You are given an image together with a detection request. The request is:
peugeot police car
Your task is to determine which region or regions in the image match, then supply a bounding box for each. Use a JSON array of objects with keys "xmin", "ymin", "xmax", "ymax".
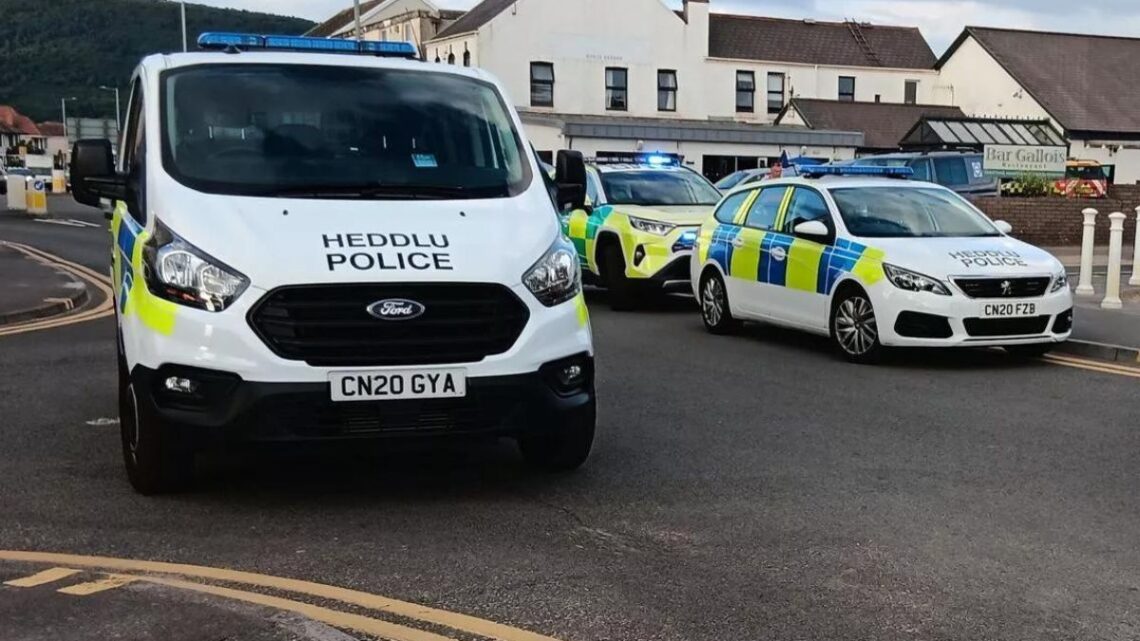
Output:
[
  {"xmin": 556, "ymin": 153, "xmax": 721, "ymax": 310},
  {"xmin": 691, "ymin": 165, "xmax": 1073, "ymax": 363},
  {"xmin": 68, "ymin": 33, "xmax": 595, "ymax": 494}
]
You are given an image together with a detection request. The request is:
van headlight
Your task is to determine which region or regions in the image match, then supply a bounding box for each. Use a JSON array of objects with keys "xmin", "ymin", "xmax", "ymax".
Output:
[
  {"xmin": 1050, "ymin": 271, "xmax": 1069, "ymax": 293},
  {"xmin": 523, "ymin": 236, "xmax": 581, "ymax": 307},
  {"xmin": 883, "ymin": 263, "xmax": 950, "ymax": 296},
  {"xmin": 629, "ymin": 216, "xmax": 675, "ymax": 236},
  {"xmin": 143, "ymin": 221, "xmax": 249, "ymax": 312}
]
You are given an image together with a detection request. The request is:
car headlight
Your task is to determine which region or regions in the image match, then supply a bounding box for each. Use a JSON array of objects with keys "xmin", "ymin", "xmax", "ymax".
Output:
[
  {"xmin": 1050, "ymin": 271, "xmax": 1069, "ymax": 293},
  {"xmin": 523, "ymin": 236, "xmax": 581, "ymax": 307},
  {"xmin": 629, "ymin": 216, "xmax": 676, "ymax": 236},
  {"xmin": 883, "ymin": 263, "xmax": 951, "ymax": 296},
  {"xmin": 143, "ymin": 221, "xmax": 249, "ymax": 312}
]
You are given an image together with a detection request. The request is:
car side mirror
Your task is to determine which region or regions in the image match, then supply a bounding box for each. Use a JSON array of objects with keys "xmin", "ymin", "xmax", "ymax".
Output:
[
  {"xmin": 70, "ymin": 139, "xmax": 126, "ymax": 208},
  {"xmin": 555, "ymin": 149, "xmax": 588, "ymax": 212},
  {"xmin": 793, "ymin": 220, "xmax": 830, "ymax": 238},
  {"xmin": 994, "ymin": 220, "xmax": 1013, "ymax": 235}
]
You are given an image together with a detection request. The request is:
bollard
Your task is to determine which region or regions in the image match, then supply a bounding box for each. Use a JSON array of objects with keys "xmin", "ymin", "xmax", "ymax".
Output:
[
  {"xmin": 1075, "ymin": 208, "xmax": 1098, "ymax": 296},
  {"xmin": 1130, "ymin": 206, "xmax": 1140, "ymax": 287},
  {"xmin": 25, "ymin": 178, "xmax": 48, "ymax": 215},
  {"xmin": 1102, "ymin": 212, "xmax": 1126, "ymax": 309}
]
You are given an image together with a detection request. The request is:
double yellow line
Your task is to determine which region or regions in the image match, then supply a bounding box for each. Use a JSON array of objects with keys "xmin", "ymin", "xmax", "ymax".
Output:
[
  {"xmin": 0, "ymin": 550, "xmax": 564, "ymax": 641},
  {"xmin": 0, "ymin": 241, "xmax": 114, "ymax": 338},
  {"xmin": 1043, "ymin": 353, "xmax": 1140, "ymax": 379}
]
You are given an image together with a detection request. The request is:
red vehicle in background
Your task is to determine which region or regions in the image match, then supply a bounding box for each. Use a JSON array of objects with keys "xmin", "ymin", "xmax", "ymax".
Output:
[{"xmin": 1054, "ymin": 160, "xmax": 1110, "ymax": 198}]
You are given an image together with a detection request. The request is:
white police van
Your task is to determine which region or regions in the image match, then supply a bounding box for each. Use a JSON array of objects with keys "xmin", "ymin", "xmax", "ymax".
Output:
[
  {"xmin": 692, "ymin": 165, "xmax": 1073, "ymax": 363},
  {"xmin": 69, "ymin": 33, "xmax": 595, "ymax": 493}
]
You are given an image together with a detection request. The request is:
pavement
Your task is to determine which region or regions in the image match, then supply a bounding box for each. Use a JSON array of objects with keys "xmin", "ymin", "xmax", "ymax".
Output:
[
  {"xmin": 1, "ymin": 197, "xmax": 1139, "ymax": 641},
  {"xmin": 0, "ymin": 242, "xmax": 88, "ymax": 325},
  {"xmin": 1046, "ymin": 245, "xmax": 1140, "ymax": 358}
]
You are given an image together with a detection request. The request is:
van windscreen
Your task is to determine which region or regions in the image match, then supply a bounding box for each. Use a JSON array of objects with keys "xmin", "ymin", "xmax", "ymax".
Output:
[{"xmin": 160, "ymin": 64, "xmax": 532, "ymax": 200}]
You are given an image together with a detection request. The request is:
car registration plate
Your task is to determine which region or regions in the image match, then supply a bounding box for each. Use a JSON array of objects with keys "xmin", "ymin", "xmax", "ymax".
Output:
[
  {"xmin": 983, "ymin": 302, "xmax": 1037, "ymax": 318},
  {"xmin": 330, "ymin": 369, "xmax": 466, "ymax": 402}
]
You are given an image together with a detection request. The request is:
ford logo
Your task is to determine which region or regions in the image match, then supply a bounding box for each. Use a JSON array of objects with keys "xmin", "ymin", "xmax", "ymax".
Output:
[{"xmin": 366, "ymin": 298, "xmax": 425, "ymax": 321}]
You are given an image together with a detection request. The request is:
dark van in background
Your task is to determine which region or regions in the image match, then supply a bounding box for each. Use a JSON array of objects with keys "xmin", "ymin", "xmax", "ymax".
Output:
[{"xmin": 847, "ymin": 152, "xmax": 1000, "ymax": 197}]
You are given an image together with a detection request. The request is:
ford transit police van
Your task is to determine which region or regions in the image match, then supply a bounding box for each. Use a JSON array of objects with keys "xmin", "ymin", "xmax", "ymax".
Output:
[{"xmin": 70, "ymin": 34, "xmax": 595, "ymax": 494}]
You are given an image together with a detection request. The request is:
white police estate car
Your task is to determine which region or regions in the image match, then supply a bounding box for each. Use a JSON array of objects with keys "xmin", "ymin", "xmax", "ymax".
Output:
[
  {"xmin": 691, "ymin": 166, "xmax": 1073, "ymax": 363},
  {"xmin": 68, "ymin": 33, "xmax": 595, "ymax": 493}
]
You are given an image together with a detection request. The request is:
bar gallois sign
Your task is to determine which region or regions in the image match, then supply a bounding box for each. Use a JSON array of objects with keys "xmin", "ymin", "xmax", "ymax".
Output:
[{"xmin": 983, "ymin": 144, "xmax": 1067, "ymax": 177}]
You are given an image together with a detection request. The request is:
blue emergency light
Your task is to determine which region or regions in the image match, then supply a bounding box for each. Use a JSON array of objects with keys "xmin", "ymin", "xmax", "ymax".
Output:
[
  {"xmin": 197, "ymin": 32, "xmax": 419, "ymax": 59},
  {"xmin": 800, "ymin": 165, "xmax": 914, "ymax": 179}
]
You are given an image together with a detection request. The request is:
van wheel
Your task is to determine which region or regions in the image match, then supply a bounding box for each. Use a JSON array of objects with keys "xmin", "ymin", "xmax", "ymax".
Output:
[
  {"xmin": 518, "ymin": 404, "xmax": 596, "ymax": 472},
  {"xmin": 1005, "ymin": 343, "xmax": 1054, "ymax": 359},
  {"xmin": 600, "ymin": 242, "xmax": 641, "ymax": 311},
  {"xmin": 700, "ymin": 271, "xmax": 741, "ymax": 335},
  {"xmin": 831, "ymin": 286, "xmax": 883, "ymax": 364},
  {"xmin": 120, "ymin": 373, "xmax": 193, "ymax": 495}
]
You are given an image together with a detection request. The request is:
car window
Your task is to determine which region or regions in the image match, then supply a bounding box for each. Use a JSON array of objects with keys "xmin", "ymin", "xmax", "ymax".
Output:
[
  {"xmin": 909, "ymin": 159, "xmax": 932, "ymax": 182},
  {"xmin": 715, "ymin": 171, "xmax": 747, "ymax": 190},
  {"xmin": 782, "ymin": 187, "xmax": 830, "ymax": 234},
  {"xmin": 585, "ymin": 168, "xmax": 602, "ymax": 205},
  {"xmin": 743, "ymin": 186, "xmax": 786, "ymax": 230},
  {"xmin": 933, "ymin": 157, "xmax": 969, "ymax": 186},
  {"xmin": 713, "ymin": 190, "xmax": 751, "ymax": 224},
  {"xmin": 966, "ymin": 156, "xmax": 987, "ymax": 183},
  {"xmin": 599, "ymin": 169, "xmax": 721, "ymax": 206},
  {"xmin": 831, "ymin": 187, "xmax": 1000, "ymax": 238}
]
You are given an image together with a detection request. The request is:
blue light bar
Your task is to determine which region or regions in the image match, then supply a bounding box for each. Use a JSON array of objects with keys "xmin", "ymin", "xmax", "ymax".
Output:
[
  {"xmin": 801, "ymin": 165, "xmax": 914, "ymax": 178},
  {"xmin": 197, "ymin": 32, "xmax": 418, "ymax": 59}
]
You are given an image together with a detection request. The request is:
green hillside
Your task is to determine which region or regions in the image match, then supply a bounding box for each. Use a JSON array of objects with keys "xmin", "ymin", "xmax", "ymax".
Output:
[{"xmin": 0, "ymin": 0, "xmax": 314, "ymax": 122}]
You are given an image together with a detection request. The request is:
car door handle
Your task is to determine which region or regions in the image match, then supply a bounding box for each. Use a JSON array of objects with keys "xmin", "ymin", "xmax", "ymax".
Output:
[{"xmin": 731, "ymin": 238, "xmax": 745, "ymax": 248}]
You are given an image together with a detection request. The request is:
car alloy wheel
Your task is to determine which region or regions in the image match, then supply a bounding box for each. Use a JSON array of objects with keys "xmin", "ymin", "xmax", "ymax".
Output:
[
  {"xmin": 702, "ymin": 277, "xmax": 725, "ymax": 326},
  {"xmin": 835, "ymin": 295, "xmax": 878, "ymax": 356}
]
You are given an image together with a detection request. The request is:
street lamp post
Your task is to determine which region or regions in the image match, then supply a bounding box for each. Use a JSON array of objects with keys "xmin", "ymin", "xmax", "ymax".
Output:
[
  {"xmin": 98, "ymin": 86, "xmax": 122, "ymax": 134},
  {"xmin": 60, "ymin": 96, "xmax": 78, "ymax": 142},
  {"xmin": 353, "ymin": 0, "xmax": 362, "ymax": 40},
  {"xmin": 181, "ymin": 1, "xmax": 188, "ymax": 52}
]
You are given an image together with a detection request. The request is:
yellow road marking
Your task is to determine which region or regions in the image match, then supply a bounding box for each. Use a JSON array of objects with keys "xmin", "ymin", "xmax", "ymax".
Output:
[
  {"xmin": 0, "ymin": 551, "xmax": 564, "ymax": 641},
  {"xmin": 57, "ymin": 575, "xmax": 135, "ymax": 596},
  {"xmin": 0, "ymin": 242, "xmax": 114, "ymax": 338},
  {"xmin": 139, "ymin": 574, "xmax": 457, "ymax": 641},
  {"xmin": 1043, "ymin": 354, "xmax": 1140, "ymax": 379},
  {"xmin": 4, "ymin": 567, "xmax": 81, "ymax": 587}
]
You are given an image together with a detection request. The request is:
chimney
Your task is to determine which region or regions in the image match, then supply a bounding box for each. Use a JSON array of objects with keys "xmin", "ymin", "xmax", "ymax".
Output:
[{"xmin": 683, "ymin": 0, "xmax": 710, "ymax": 58}]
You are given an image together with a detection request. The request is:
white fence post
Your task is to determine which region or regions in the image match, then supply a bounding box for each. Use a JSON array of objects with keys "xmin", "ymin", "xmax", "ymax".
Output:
[
  {"xmin": 1102, "ymin": 212, "xmax": 1126, "ymax": 309},
  {"xmin": 1076, "ymin": 208, "xmax": 1098, "ymax": 296},
  {"xmin": 1130, "ymin": 206, "xmax": 1140, "ymax": 287}
]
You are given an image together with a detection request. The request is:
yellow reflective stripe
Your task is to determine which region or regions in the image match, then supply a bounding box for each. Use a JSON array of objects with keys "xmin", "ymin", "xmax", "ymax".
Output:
[
  {"xmin": 774, "ymin": 187, "xmax": 795, "ymax": 230},
  {"xmin": 786, "ymin": 239, "xmax": 825, "ymax": 292},
  {"xmin": 567, "ymin": 211, "xmax": 588, "ymax": 239},
  {"xmin": 730, "ymin": 228, "xmax": 765, "ymax": 280},
  {"xmin": 733, "ymin": 190, "xmax": 760, "ymax": 225},
  {"xmin": 697, "ymin": 224, "xmax": 714, "ymax": 264},
  {"xmin": 129, "ymin": 228, "xmax": 179, "ymax": 336},
  {"xmin": 852, "ymin": 247, "xmax": 887, "ymax": 285},
  {"xmin": 574, "ymin": 293, "xmax": 589, "ymax": 327}
]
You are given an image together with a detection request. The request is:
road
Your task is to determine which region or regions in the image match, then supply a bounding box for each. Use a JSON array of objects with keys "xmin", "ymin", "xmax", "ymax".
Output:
[{"xmin": 1, "ymin": 198, "xmax": 1139, "ymax": 641}]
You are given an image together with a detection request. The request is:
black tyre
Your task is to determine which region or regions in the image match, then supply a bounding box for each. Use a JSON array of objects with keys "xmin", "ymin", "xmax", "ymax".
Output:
[
  {"xmin": 119, "ymin": 366, "xmax": 194, "ymax": 495},
  {"xmin": 830, "ymin": 286, "xmax": 883, "ymax": 364},
  {"xmin": 600, "ymin": 242, "xmax": 641, "ymax": 311},
  {"xmin": 1005, "ymin": 343, "xmax": 1054, "ymax": 359},
  {"xmin": 518, "ymin": 404, "xmax": 596, "ymax": 472},
  {"xmin": 699, "ymin": 271, "xmax": 741, "ymax": 335}
]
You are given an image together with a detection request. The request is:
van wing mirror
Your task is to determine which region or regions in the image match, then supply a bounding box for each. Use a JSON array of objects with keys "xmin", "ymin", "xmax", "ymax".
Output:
[
  {"xmin": 70, "ymin": 139, "xmax": 126, "ymax": 208},
  {"xmin": 793, "ymin": 220, "xmax": 830, "ymax": 238},
  {"xmin": 555, "ymin": 150, "xmax": 588, "ymax": 211}
]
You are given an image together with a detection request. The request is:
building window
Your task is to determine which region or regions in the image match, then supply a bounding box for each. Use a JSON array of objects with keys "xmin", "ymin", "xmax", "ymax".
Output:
[
  {"xmin": 766, "ymin": 72, "xmax": 784, "ymax": 114},
  {"xmin": 905, "ymin": 80, "xmax": 918, "ymax": 105},
  {"xmin": 736, "ymin": 71, "xmax": 755, "ymax": 113},
  {"xmin": 658, "ymin": 70, "xmax": 677, "ymax": 112},
  {"xmin": 530, "ymin": 62, "xmax": 554, "ymax": 107},
  {"xmin": 463, "ymin": 50, "xmax": 471, "ymax": 67},
  {"xmin": 447, "ymin": 52, "xmax": 455, "ymax": 65},
  {"xmin": 606, "ymin": 67, "xmax": 628, "ymax": 111},
  {"xmin": 838, "ymin": 76, "xmax": 855, "ymax": 102}
]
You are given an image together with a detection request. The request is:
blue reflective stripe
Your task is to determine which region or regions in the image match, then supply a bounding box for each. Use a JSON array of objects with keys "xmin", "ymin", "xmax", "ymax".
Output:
[
  {"xmin": 709, "ymin": 224, "xmax": 741, "ymax": 273},
  {"xmin": 763, "ymin": 234, "xmax": 793, "ymax": 286}
]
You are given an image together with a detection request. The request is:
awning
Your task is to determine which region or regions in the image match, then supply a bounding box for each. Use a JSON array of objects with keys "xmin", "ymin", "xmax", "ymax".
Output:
[{"xmin": 900, "ymin": 117, "xmax": 1066, "ymax": 148}]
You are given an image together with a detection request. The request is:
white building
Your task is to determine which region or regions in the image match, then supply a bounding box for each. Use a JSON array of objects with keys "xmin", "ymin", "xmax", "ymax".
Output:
[
  {"xmin": 413, "ymin": 0, "xmax": 947, "ymax": 179},
  {"xmin": 307, "ymin": 0, "xmax": 464, "ymax": 57},
  {"xmin": 937, "ymin": 26, "xmax": 1140, "ymax": 184}
]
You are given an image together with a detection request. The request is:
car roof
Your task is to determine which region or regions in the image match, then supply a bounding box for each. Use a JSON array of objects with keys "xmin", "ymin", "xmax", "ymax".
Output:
[
  {"xmin": 860, "ymin": 151, "xmax": 980, "ymax": 160},
  {"xmin": 144, "ymin": 50, "xmax": 494, "ymax": 83},
  {"xmin": 721, "ymin": 175, "xmax": 954, "ymax": 198}
]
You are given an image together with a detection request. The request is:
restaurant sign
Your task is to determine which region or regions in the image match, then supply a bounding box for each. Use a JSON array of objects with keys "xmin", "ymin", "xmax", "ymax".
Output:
[{"xmin": 983, "ymin": 144, "xmax": 1067, "ymax": 177}]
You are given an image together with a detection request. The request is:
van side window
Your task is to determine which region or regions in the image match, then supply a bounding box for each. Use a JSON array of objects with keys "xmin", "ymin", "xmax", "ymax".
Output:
[
  {"xmin": 909, "ymin": 159, "xmax": 932, "ymax": 182},
  {"xmin": 933, "ymin": 157, "xmax": 969, "ymax": 186},
  {"xmin": 121, "ymin": 77, "xmax": 147, "ymax": 224},
  {"xmin": 713, "ymin": 191, "xmax": 751, "ymax": 224}
]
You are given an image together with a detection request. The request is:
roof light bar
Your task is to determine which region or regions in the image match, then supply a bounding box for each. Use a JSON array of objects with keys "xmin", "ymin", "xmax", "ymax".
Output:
[
  {"xmin": 801, "ymin": 165, "xmax": 914, "ymax": 179},
  {"xmin": 197, "ymin": 33, "xmax": 419, "ymax": 59},
  {"xmin": 591, "ymin": 152, "xmax": 683, "ymax": 167}
]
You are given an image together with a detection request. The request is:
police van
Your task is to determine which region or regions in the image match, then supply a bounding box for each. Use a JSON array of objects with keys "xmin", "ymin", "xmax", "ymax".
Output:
[
  {"xmin": 69, "ymin": 33, "xmax": 595, "ymax": 493},
  {"xmin": 554, "ymin": 152, "xmax": 721, "ymax": 309},
  {"xmin": 692, "ymin": 165, "xmax": 1073, "ymax": 363}
]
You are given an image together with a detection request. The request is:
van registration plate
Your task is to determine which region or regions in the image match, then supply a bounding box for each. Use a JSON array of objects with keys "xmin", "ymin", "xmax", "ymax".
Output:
[{"xmin": 330, "ymin": 369, "xmax": 466, "ymax": 402}]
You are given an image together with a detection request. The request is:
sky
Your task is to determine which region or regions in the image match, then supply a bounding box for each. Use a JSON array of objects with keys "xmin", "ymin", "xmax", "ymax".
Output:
[{"xmin": 192, "ymin": 0, "xmax": 1140, "ymax": 54}]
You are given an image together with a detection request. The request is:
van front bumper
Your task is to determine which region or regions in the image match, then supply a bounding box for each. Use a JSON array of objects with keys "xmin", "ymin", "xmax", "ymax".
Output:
[{"xmin": 131, "ymin": 354, "xmax": 595, "ymax": 444}]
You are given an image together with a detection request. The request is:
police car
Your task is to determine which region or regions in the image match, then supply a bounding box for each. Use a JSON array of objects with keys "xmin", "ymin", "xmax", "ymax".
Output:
[
  {"xmin": 691, "ymin": 165, "xmax": 1073, "ymax": 363},
  {"xmin": 555, "ymin": 153, "xmax": 721, "ymax": 310},
  {"xmin": 68, "ymin": 33, "xmax": 596, "ymax": 493}
]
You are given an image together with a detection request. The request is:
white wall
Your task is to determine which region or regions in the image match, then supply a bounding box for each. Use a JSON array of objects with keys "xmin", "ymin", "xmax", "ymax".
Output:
[
  {"xmin": 1070, "ymin": 140, "xmax": 1140, "ymax": 184},
  {"xmin": 937, "ymin": 36, "xmax": 1054, "ymax": 124}
]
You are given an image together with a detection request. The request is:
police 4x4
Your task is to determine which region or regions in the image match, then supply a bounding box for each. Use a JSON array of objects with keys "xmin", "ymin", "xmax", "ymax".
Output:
[
  {"xmin": 692, "ymin": 165, "xmax": 1073, "ymax": 363},
  {"xmin": 555, "ymin": 152, "xmax": 721, "ymax": 310},
  {"xmin": 68, "ymin": 33, "xmax": 595, "ymax": 493}
]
